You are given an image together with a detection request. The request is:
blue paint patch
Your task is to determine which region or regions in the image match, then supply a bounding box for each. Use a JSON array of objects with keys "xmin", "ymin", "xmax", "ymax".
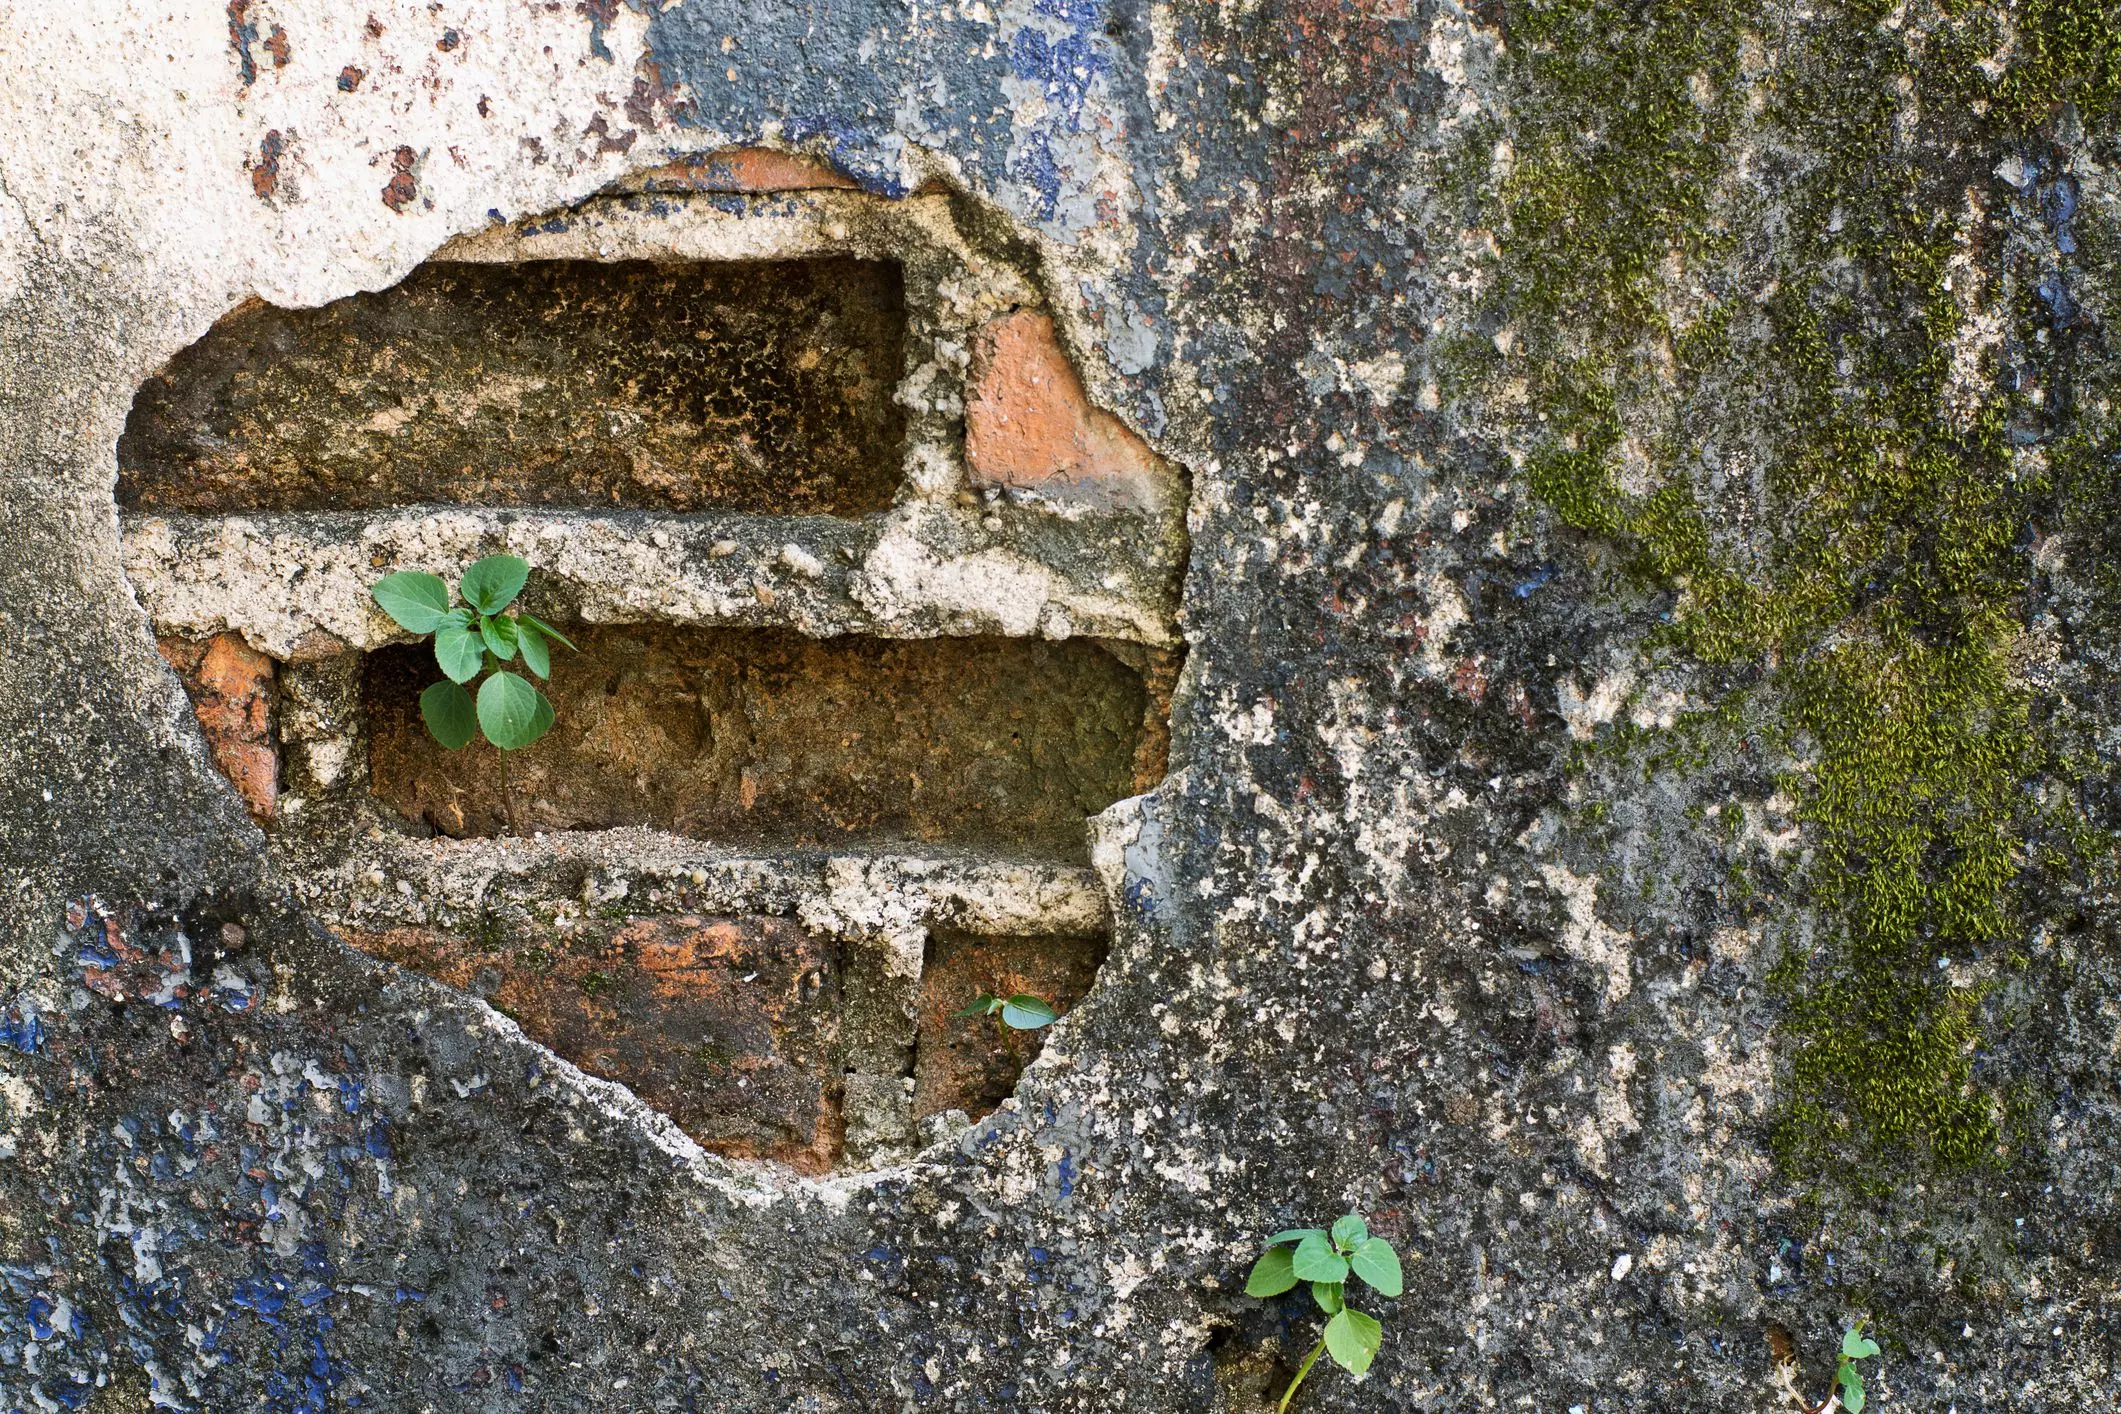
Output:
[
  {"xmin": 0, "ymin": 999, "xmax": 41, "ymax": 1054},
  {"xmin": 1513, "ymin": 566, "xmax": 1554, "ymax": 598}
]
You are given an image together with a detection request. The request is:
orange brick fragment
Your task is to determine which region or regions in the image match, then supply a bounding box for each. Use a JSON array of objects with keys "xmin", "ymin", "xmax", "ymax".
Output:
[
  {"xmin": 963, "ymin": 311, "xmax": 1169, "ymax": 512},
  {"xmin": 158, "ymin": 633, "xmax": 278, "ymax": 824},
  {"xmin": 631, "ymin": 146, "xmax": 859, "ymax": 194}
]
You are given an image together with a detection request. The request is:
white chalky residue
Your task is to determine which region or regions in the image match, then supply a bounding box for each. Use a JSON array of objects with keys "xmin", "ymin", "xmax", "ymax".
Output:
[{"xmin": 1540, "ymin": 863, "xmax": 1634, "ymax": 1005}]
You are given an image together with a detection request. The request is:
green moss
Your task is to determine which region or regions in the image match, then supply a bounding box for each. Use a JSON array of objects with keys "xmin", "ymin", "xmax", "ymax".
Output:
[{"xmin": 1483, "ymin": 0, "xmax": 2111, "ymax": 1173}]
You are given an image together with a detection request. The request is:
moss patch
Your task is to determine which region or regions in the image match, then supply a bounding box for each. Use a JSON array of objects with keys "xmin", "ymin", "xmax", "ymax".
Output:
[{"xmin": 1478, "ymin": 0, "xmax": 2116, "ymax": 1172}]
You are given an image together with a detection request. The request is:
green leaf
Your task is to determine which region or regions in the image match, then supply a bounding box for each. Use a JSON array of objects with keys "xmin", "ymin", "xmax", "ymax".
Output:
[
  {"xmin": 1000, "ymin": 995, "xmax": 1059, "ymax": 1029},
  {"xmin": 956, "ymin": 994, "xmax": 1004, "ymax": 1019},
  {"xmin": 1322, "ymin": 1308, "xmax": 1381, "ymax": 1377},
  {"xmin": 1264, "ymin": 1229, "xmax": 1326, "ymax": 1248},
  {"xmin": 1331, "ymin": 1214, "xmax": 1369, "ymax": 1251},
  {"xmin": 459, "ymin": 554, "xmax": 530, "ymax": 614},
  {"xmin": 434, "ymin": 625, "xmax": 483, "ymax": 684},
  {"xmin": 1309, "ymin": 1281, "xmax": 1343, "ymax": 1314},
  {"xmin": 477, "ymin": 671, "xmax": 553, "ymax": 750},
  {"xmin": 522, "ymin": 613, "xmax": 579, "ymax": 652},
  {"xmin": 1842, "ymin": 1328, "xmax": 1879, "ymax": 1360},
  {"xmin": 418, "ymin": 681, "xmax": 476, "ymax": 750},
  {"xmin": 371, "ymin": 571, "xmax": 452, "ymax": 633},
  {"xmin": 527, "ymin": 686, "xmax": 555, "ymax": 742},
  {"xmin": 1838, "ymin": 1366, "xmax": 1865, "ymax": 1414},
  {"xmin": 1291, "ymin": 1233, "xmax": 1349, "ymax": 1284},
  {"xmin": 1243, "ymin": 1246, "xmax": 1298, "ymax": 1298},
  {"xmin": 517, "ymin": 620, "xmax": 551, "ymax": 678},
  {"xmin": 1349, "ymin": 1238, "xmax": 1403, "ymax": 1297},
  {"xmin": 440, "ymin": 606, "xmax": 475, "ymax": 629},
  {"xmin": 480, "ymin": 613, "xmax": 519, "ymax": 661}
]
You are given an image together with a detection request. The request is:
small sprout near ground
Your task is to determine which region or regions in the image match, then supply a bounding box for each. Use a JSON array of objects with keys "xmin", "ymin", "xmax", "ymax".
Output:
[
  {"xmin": 1245, "ymin": 1213, "xmax": 1402, "ymax": 1411},
  {"xmin": 370, "ymin": 554, "xmax": 577, "ymax": 751},
  {"xmin": 1804, "ymin": 1323, "xmax": 1880, "ymax": 1414},
  {"xmin": 957, "ymin": 993, "xmax": 1060, "ymax": 1030}
]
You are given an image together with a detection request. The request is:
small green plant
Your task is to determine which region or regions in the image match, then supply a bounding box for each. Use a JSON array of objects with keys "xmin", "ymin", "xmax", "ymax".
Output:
[
  {"xmin": 957, "ymin": 992, "xmax": 1060, "ymax": 1030},
  {"xmin": 1808, "ymin": 1323, "xmax": 1880, "ymax": 1414},
  {"xmin": 1245, "ymin": 1213, "xmax": 1402, "ymax": 1411},
  {"xmin": 370, "ymin": 554, "xmax": 577, "ymax": 751}
]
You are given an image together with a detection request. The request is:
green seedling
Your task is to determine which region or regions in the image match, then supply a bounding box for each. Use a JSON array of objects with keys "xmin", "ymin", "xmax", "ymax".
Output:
[
  {"xmin": 1245, "ymin": 1213, "xmax": 1403, "ymax": 1411},
  {"xmin": 370, "ymin": 554, "xmax": 578, "ymax": 751},
  {"xmin": 1808, "ymin": 1323, "xmax": 1880, "ymax": 1414},
  {"xmin": 957, "ymin": 992, "xmax": 1060, "ymax": 1030}
]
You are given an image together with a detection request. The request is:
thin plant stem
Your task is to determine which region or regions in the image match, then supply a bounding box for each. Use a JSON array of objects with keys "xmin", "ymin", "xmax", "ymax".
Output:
[
  {"xmin": 499, "ymin": 741, "xmax": 523, "ymax": 836},
  {"xmin": 1277, "ymin": 1335, "xmax": 1328, "ymax": 1414}
]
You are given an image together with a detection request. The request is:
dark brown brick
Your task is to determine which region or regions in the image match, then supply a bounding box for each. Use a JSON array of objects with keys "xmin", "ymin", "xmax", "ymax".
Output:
[
  {"xmin": 339, "ymin": 915, "xmax": 842, "ymax": 1172},
  {"xmin": 912, "ymin": 931, "xmax": 1105, "ymax": 1122}
]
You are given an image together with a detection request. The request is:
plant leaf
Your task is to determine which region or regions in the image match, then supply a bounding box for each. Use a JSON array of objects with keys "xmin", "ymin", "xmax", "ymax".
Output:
[
  {"xmin": 459, "ymin": 554, "xmax": 530, "ymax": 614},
  {"xmin": 956, "ymin": 994, "xmax": 1003, "ymax": 1019},
  {"xmin": 1842, "ymin": 1328, "xmax": 1879, "ymax": 1360},
  {"xmin": 1331, "ymin": 1214, "xmax": 1369, "ymax": 1251},
  {"xmin": 527, "ymin": 685, "xmax": 555, "ymax": 743},
  {"xmin": 1838, "ymin": 1367, "xmax": 1864, "ymax": 1414},
  {"xmin": 371, "ymin": 571, "xmax": 452, "ymax": 633},
  {"xmin": 1309, "ymin": 1281, "xmax": 1343, "ymax": 1314},
  {"xmin": 1000, "ymin": 995, "xmax": 1059, "ymax": 1029},
  {"xmin": 480, "ymin": 613, "xmax": 519, "ymax": 662},
  {"xmin": 477, "ymin": 671, "xmax": 552, "ymax": 750},
  {"xmin": 1349, "ymin": 1238, "xmax": 1403, "ymax": 1298},
  {"xmin": 1291, "ymin": 1233, "xmax": 1349, "ymax": 1284},
  {"xmin": 522, "ymin": 613, "xmax": 579, "ymax": 652},
  {"xmin": 440, "ymin": 606, "xmax": 475, "ymax": 629},
  {"xmin": 517, "ymin": 620, "xmax": 551, "ymax": 679},
  {"xmin": 418, "ymin": 681, "xmax": 476, "ymax": 750},
  {"xmin": 1322, "ymin": 1308, "xmax": 1381, "ymax": 1377},
  {"xmin": 1243, "ymin": 1246, "xmax": 1298, "ymax": 1298},
  {"xmin": 434, "ymin": 625, "xmax": 483, "ymax": 684},
  {"xmin": 1264, "ymin": 1229, "xmax": 1326, "ymax": 1248}
]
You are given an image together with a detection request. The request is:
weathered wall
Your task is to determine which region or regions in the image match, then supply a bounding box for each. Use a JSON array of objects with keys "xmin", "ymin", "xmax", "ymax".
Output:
[{"xmin": 4, "ymin": 0, "xmax": 2121, "ymax": 1410}]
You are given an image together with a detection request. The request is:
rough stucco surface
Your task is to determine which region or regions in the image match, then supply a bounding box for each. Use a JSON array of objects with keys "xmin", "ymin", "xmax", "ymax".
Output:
[{"xmin": 6, "ymin": 1, "xmax": 2121, "ymax": 1412}]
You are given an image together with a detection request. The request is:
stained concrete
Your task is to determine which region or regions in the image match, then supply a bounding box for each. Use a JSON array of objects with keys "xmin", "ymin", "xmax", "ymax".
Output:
[{"xmin": 5, "ymin": 2, "xmax": 2121, "ymax": 1411}]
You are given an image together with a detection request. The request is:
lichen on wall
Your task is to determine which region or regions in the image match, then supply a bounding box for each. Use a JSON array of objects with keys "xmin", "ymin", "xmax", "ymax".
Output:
[{"xmin": 1463, "ymin": 0, "xmax": 2121, "ymax": 1175}]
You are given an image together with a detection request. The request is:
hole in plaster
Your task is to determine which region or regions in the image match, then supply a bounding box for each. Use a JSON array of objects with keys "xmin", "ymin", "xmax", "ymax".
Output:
[
  {"xmin": 118, "ymin": 257, "xmax": 908, "ymax": 517},
  {"xmin": 122, "ymin": 185, "xmax": 1188, "ymax": 1173}
]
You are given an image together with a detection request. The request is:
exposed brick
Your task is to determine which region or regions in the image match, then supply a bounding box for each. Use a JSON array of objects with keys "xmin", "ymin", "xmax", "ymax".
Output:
[
  {"xmin": 338, "ymin": 915, "xmax": 842, "ymax": 1172},
  {"xmin": 963, "ymin": 311, "xmax": 1169, "ymax": 512},
  {"xmin": 158, "ymin": 632, "xmax": 278, "ymax": 824},
  {"xmin": 630, "ymin": 146, "xmax": 859, "ymax": 194},
  {"xmin": 911, "ymin": 931, "xmax": 1105, "ymax": 1122}
]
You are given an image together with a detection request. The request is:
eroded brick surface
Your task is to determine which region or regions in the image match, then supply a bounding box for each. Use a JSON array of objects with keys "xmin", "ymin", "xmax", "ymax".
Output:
[
  {"xmin": 157, "ymin": 632, "xmax": 278, "ymax": 824},
  {"xmin": 339, "ymin": 914, "xmax": 842, "ymax": 1172},
  {"xmin": 364, "ymin": 627, "xmax": 1153, "ymax": 859},
  {"xmin": 963, "ymin": 310, "xmax": 1169, "ymax": 512},
  {"xmin": 911, "ymin": 930, "xmax": 1105, "ymax": 1122},
  {"xmin": 118, "ymin": 258, "xmax": 906, "ymax": 517}
]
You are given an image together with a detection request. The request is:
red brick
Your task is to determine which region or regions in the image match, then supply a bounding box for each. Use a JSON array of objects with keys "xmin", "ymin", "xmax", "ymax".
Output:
[
  {"xmin": 158, "ymin": 632, "xmax": 278, "ymax": 824},
  {"xmin": 963, "ymin": 311, "xmax": 1168, "ymax": 512},
  {"xmin": 631, "ymin": 147, "xmax": 860, "ymax": 194},
  {"xmin": 338, "ymin": 915, "xmax": 843, "ymax": 1172}
]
